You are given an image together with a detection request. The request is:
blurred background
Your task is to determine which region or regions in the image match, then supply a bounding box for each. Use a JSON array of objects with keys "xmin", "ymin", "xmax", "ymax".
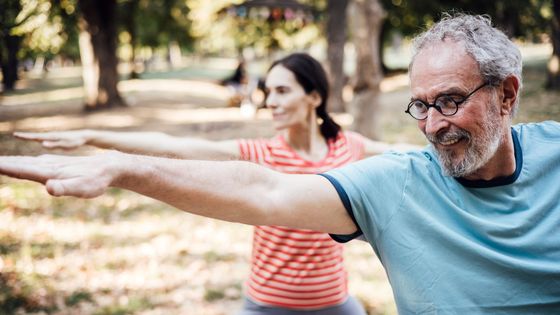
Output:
[{"xmin": 1, "ymin": 0, "xmax": 560, "ymax": 314}]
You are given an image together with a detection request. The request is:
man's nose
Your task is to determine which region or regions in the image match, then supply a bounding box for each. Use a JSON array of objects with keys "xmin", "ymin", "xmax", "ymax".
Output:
[{"xmin": 423, "ymin": 107, "xmax": 449, "ymax": 135}]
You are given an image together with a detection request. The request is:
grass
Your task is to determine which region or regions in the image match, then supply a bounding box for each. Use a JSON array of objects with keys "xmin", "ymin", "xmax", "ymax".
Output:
[{"xmin": 0, "ymin": 175, "xmax": 393, "ymax": 314}]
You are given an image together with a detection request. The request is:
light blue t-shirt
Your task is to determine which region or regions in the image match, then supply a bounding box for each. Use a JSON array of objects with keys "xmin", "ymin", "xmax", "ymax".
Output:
[{"xmin": 322, "ymin": 121, "xmax": 560, "ymax": 314}]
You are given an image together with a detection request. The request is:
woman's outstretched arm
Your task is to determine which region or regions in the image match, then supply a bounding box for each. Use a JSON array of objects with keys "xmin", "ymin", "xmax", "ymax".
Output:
[{"xmin": 14, "ymin": 130, "xmax": 240, "ymax": 160}]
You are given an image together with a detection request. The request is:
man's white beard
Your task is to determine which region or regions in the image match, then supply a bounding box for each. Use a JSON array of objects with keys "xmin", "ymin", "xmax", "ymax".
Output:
[{"xmin": 429, "ymin": 105, "xmax": 503, "ymax": 178}]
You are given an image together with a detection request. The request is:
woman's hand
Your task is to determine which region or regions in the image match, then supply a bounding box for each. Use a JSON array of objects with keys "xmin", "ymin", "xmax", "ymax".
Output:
[
  {"xmin": 14, "ymin": 130, "xmax": 93, "ymax": 150},
  {"xmin": 13, "ymin": 130, "xmax": 241, "ymax": 160}
]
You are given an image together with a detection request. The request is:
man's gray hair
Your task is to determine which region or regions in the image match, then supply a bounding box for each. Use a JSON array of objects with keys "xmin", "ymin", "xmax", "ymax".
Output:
[{"xmin": 410, "ymin": 13, "xmax": 523, "ymax": 115}]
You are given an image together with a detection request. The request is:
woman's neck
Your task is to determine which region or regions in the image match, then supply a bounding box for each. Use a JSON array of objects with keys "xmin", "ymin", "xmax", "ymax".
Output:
[{"xmin": 283, "ymin": 122, "xmax": 329, "ymax": 162}]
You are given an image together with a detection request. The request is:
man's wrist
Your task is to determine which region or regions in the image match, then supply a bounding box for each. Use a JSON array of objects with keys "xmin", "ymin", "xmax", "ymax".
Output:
[
  {"xmin": 107, "ymin": 152, "xmax": 150, "ymax": 191},
  {"xmin": 106, "ymin": 151, "xmax": 131, "ymax": 188},
  {"xmin": 81, "ymin": 129, "xmax": 97, "ymax": 144}
]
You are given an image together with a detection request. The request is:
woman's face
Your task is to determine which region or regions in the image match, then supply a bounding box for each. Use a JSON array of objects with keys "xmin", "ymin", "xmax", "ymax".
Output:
[{"xmin": 264, "ymin": 65, "xmax": 319, "ymax": 131}]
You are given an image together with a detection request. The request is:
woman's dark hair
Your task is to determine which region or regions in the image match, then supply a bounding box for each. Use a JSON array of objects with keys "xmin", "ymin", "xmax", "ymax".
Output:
[{"xmin": 269, "ymin": 53, "xmax": 341, "ymax": 141}]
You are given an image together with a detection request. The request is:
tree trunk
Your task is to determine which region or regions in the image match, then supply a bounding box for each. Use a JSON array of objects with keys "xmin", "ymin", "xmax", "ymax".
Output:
[
  {"xmin": 326, "ymin": 0, "xmax": 349, "ymax": 113},
  {"xmin": 0, "ymin": 45, "xmax": 4, "ymax": 92},
  {"xmin": 493, "ymin": 4, "xmax": 517, "ymax": 38},
  {"xmin": 78, "ymin": 0, "xmax": 126, "ymax": 110},
  {"xmin": 379, "ymin": 20, "xmax": 390, "ymax": 75},
  {"xmin": 547, "ymin": 0, "xmax": 560, "ymax": 90},
  {"xmin": 168, "ymin": 41, "xmax": 182, "ymax": 69},
  {"xmin": 1, "ymin": 34, "xmax": 22, "ymax": 92},
  {"xmin": 122, "ymin": 0, "xmax": 140, "ymax": 79},
  {"xmin": 348, "ymin": 0, "xmax": 385, "ymax": 139},
  {"xmin": 0, "ymin": 0, "xmax": 22, "ymax": 93},
  {"xmin": 78, "ymin": 27, "xmax": 98, "ymax": 106}
]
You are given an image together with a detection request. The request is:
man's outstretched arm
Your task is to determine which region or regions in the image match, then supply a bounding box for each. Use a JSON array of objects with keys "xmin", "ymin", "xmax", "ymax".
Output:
[{"xmin": 0, "ymin": 152, "xmax": 357, "ymax": 234}]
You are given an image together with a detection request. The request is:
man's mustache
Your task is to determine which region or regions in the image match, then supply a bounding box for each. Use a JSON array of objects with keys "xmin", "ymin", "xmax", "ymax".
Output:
[{"xmin": 426, "ymin": 128, "xmax": 471, "ymax": 145}]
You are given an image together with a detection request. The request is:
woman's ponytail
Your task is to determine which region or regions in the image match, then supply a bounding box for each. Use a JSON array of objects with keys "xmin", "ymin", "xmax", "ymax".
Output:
[{"xmin": 317, "ymin": 108, "xmax": 341, "ymax": 141}]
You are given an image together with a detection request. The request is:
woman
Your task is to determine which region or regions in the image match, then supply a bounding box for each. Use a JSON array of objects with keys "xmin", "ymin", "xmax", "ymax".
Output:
[{"xmin": 16, "ymin": 53, "xmax": 396, "ymax": 314}]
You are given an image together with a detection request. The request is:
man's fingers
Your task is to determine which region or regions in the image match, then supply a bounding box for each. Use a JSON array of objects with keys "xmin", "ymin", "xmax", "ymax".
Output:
[
  {"xmin": 42, "ymin": 140, "xmax": 67, "ymax": 149},
  {"xmin": 1, "ymin": 153, "xmax": 114, "ymax": 199},
  {"xmin": 14, "ymin": 132, "xmax": 56, "ymax": 141},
  {"xmin": 46, "ymin": 178, "xmax": 106, "ymax": 198},
  {"xmin": 0, "ymin": 156, "xmax": 55, "ymax": 183},
  {"xmin": 0, "ymin": 155, "xmax": 76, "ymax": 183},
  {"xmin": 13, "ymin": 132, "xmax": 35, "ymax": 139},
  {"xmin": 46, "ymin": 179, "xmax": 65, "ymax": 196}
]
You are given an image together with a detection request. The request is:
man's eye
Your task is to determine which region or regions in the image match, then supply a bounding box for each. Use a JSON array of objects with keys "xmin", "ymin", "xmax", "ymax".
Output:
[
  {"xmin": 413, "ymin": 101, "xmax": 425, "ymax": 109},
  {"xmin": 436, "ymin": 96, "xmax": 458, "ymax": 108},
  {"xmin": 449, "ymin": 95, "xmax": 466, "ymax": 102}
]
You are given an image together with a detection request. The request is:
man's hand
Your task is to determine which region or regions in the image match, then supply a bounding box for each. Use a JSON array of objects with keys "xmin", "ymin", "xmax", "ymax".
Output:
[
  {"xmin": 0, "ymin": 152, "xmax": 120, "ymax": 198},
  {"xmin": 14, "ymin": 130, "xmax": 92, "ymax": 150}
]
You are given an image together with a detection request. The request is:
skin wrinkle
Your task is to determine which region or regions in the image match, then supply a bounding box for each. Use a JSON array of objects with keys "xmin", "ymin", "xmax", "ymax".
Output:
[
  {"xmin": 412, "ymin": 40, "xmax": 514, "ymax": 180},
  {"xmin": 429, "ymin": 98, "xmax": 503, "ymax": 177},
  {"xmin": 410, "ymin": 14, "xmax": 523, "ymax": 116}
]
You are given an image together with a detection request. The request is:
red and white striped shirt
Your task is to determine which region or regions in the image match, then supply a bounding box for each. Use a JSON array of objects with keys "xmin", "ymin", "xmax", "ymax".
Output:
[{"xmin": 237, "ymin": 131, "xmax": 366, "ymax": 310}]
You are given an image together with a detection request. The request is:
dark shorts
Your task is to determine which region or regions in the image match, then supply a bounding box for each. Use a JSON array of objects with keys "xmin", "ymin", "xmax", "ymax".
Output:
[{"xmin": 237, "ymin": 296, "xmax": 367, "ymax": 315}]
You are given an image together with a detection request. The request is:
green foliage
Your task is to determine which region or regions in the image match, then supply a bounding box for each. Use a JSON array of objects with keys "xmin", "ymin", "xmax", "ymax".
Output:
[
  {"xmin": 25, "ymin": 241, "xmax": 58, "ymax": 259},
  {"xmin": 0, "ymin": 0, "xmax": 23, "ymax": 31},
  {"xmin": 47, "ymin": 0, "xmax": 81, "ymax": 60},
  {"xmin": 124, "ymin": 0, "xmax": 195, "ymax": 51},
  {"xmin": 188, "ymin": 0, "xmax": 323, "ymax": 56},
  {"xmin": 0, "ymin": 232, "xmax": 20, "ymax": 255},
  {"xmin": 92, "ymin": 297, "xmax": 153, "ymax": 315},
  {"xmin": 381, "ymin": 0, "xmax": 553, "ymax": 40},
  {"xmin": 4, "ymin": 0, "xmax": 77, "ymax": 61},
  {"xmin": 375, "ymin": 0, "xmax": 554, "ymax": 72},
  {"xmin": 0, "ymin": 272, "xmax": 57, "ymax": 314},
  {"xmin": 0, "ymin": 182, "xmax": 52, "ymax": 216},
  {"xmin": 6, "ymin": 0, "xmax": 196, "ymax": 64},
  {"xmin": 204, "ymin": 282, "xmax": 242, "ymax": 302},
  {"xmin": 65, "ymin": 290, "xmax": 94, "ymax": 306},
  {"xmin": 204, "ymin": 288, "xmax": 226, "ymax": 301},
  {"xmin": 203, "ymin": 250, "xmax": 238, "ymax": 263},
  {"xmin": 3, "ymin": 0, "xmax": 557, "ymax": 71},
  {"xmin": 104, "ymin": 258, "xmax": 130, "ymax": 270}
]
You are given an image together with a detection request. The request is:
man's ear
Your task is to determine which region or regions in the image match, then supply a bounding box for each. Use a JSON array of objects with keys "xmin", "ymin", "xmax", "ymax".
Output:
[
  {"xmin": 309, "ymin": 91, "xmax": 322, "ymax": 108},
  {"xmin": 499, "ymin": 75, "xmax": 520, "ymax": 116}
]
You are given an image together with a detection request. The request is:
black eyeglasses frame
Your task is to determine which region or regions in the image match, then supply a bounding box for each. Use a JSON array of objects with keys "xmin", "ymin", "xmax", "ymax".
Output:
[{"xmin": 405, "ymin": 81, "xmax": 490, "ymax": 120}]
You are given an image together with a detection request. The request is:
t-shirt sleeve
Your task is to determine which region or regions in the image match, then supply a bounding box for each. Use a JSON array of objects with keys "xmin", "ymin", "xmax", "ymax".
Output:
[
  {"xmin": 237, "ymin": 138, "xmax": 267, "ymax": 163},
  {"xmin": 343, "ymin": 131, "xmax": 367, "ymax": 159},
  {"xmin": 318, "ymin": 173, "xmax": 364, "ymax": 243},
  {"xmin": 322, "ymin": 153, "xmax": 413, "ymax": 245},
  {"xmin": 237, "ymin": 139, "xmax": 252, "ymax": 161}
]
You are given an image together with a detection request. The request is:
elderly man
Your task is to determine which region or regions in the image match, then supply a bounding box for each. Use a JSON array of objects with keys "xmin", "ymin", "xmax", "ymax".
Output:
[{"xmin": 1, "ymin": 13, "xmax": 560, "ymax": 313}]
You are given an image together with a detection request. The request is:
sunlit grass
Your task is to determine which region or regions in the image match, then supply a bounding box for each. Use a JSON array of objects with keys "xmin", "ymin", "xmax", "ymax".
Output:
[{"xmin": 0, "ymin": 177, "xmax": 394, "ymax": 314}]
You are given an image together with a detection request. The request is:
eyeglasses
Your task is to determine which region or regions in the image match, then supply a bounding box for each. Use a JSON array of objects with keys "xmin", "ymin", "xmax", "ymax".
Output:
[{"xmin": 405, "ymin": 82, "xmax": 490, "ymax": 120}]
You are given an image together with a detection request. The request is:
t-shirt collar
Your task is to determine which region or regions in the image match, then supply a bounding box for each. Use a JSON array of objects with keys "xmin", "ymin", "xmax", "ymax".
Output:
[{"xmin": 455, "ymin": 128, "xmax": 522, "ymax": 188}]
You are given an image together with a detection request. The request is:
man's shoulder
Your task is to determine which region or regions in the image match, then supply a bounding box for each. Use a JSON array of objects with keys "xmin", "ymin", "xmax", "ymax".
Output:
[
  {"xmin": 345, "ymin": 146, "xmax": 438, "ymax": 177},
  {"xmin": 379, "ymin": 146, "xmax": 435, "ymax": 163},
  {"xmin": 514, "ymin": 120, "xmax": 560, "ymax": 143}
]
